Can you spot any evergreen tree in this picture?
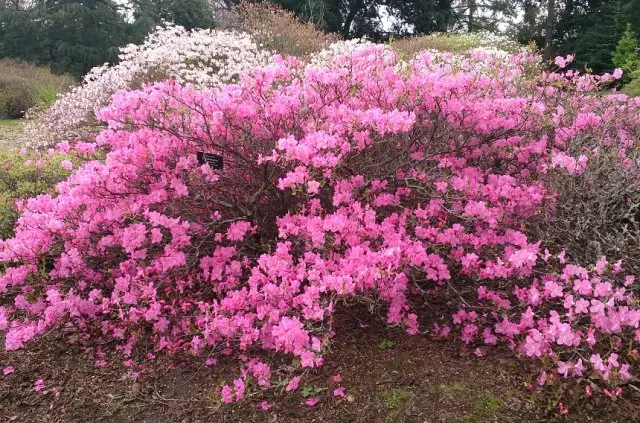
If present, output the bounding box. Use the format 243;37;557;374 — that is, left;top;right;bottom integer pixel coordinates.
0;6;45;63
129;0;215;43
612;23;639;82
42;0;129;77
560;0;628;73
450;0;518;33
386;0;454;35
0;0;129;77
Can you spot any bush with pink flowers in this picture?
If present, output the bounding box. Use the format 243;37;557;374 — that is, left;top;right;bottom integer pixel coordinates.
1;45;639;405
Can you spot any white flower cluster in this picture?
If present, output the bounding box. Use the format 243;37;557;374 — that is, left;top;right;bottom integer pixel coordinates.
308;39;375;67
26;26;271;147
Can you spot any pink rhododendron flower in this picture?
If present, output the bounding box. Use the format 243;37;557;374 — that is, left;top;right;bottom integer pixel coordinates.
3;366;14;375
33;379;45;392
221;385;233;403
333;387;346;397
306;397;320;406
260;401;271;410
286;376;301;392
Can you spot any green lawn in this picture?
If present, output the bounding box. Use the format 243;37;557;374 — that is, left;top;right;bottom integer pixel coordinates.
0;119;24;127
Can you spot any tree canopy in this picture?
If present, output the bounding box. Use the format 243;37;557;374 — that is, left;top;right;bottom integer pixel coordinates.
1;0;640;77
0;0;216;77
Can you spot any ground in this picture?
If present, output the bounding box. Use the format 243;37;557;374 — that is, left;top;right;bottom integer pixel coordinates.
0;119;28;150
1;307;638;423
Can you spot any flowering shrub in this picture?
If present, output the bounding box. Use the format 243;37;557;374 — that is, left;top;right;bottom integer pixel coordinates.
24;26;271;147
2;46;639;405
226;0;339;59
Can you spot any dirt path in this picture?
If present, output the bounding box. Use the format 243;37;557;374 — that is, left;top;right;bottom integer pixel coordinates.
1;308;637;423
0;121;29;150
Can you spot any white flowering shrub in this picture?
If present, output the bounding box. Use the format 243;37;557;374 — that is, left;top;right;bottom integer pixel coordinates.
309;39;374;67
25;26;271;147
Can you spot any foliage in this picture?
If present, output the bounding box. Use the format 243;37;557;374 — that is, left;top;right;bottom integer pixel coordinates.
448;0;519;33
228;0;339;58
623;69;640;95
0;0;129;78
0;149;73;239
128;0;215;43
559;1;629;73
220;0;461;40
24;26;271;147
0;59;74;119
389;32;525;57
513;0;640;73
612;23;639;84
0;0;219;77
2;45;639;408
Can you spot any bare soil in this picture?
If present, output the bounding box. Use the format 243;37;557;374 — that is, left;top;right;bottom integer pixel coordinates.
1;307;638;423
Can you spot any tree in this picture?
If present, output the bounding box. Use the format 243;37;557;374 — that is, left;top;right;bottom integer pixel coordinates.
129;0;215;43
0;0;129;77
42;0;129;77
450;0;519;33
386;0;453;35
543;0;555;60
0;6;45;63
559;0;630;73
612;23;639;82
220;0;456;40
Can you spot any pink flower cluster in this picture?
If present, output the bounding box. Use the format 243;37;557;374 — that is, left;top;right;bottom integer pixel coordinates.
1;48;640;402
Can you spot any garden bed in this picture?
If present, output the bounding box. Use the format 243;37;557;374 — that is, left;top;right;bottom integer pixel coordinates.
1;308;637;423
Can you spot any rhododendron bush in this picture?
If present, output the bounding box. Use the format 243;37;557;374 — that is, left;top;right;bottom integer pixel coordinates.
2;46;640;403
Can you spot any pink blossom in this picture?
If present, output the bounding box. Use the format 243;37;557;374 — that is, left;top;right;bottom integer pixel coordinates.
233;378;245;401
286;376;301;392
221;385;233;403
306;396;320;406
554;56;567;68
33;379;46;392
260;401;271;410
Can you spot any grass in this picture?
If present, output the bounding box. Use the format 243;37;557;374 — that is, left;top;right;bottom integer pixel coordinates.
383;387;414;409
383;387;415;423
0;119;23;127
466;392;503;423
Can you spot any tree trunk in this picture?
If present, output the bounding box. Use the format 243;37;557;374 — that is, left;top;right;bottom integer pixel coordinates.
544;0;556;61
468;0;476;32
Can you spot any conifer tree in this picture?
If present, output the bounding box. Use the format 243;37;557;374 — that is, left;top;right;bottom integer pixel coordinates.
612;23;639;82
